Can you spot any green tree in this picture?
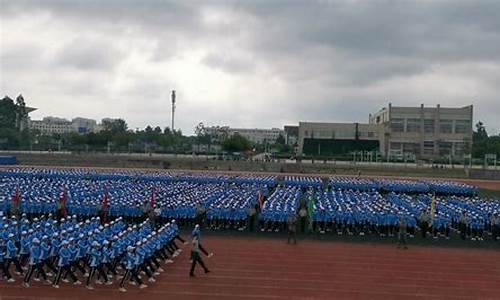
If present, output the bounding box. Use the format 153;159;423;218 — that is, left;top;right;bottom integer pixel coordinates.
222;133;252;152
276;134;286;145
0;96;17;129
102;118;128;134
473;121;488;143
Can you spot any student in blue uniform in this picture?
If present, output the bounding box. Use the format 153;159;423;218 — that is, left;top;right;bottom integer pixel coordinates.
19;231;30;266
171;220;188;245
37;235;57;278
86;241;101;289
5;233;24;277
52;240;80;288
1;236;15;282
23;238;49;287
101;240;117;278
119;246;146;292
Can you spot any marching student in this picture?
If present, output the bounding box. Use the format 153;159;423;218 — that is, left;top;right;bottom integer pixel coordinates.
135;240;156;283
52;240;81;288
23;238;50;287
171;220;188;245
101;240;118;278
5;233;24;277
118;246;147;292
86;241;111;289
19;230;30;267
189;236;210;277
37;235;58;278
0;237;15;282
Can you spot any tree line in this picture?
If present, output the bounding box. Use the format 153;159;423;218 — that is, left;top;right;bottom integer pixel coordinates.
1;95;498;157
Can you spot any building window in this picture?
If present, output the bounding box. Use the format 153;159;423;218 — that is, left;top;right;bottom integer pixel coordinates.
424;119;435;133
438;141;453;156
406;118;421;133
439;120;453;134
402;142;419;154
454;142;465;156
391;118;404;132
423;141;434;155
390;142;402;150
455;120;470;134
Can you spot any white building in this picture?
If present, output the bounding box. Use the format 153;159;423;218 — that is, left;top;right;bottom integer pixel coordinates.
205;126;284;144
72;117;100;134
30;117;73;135
369;103;473;158
30;116;102;135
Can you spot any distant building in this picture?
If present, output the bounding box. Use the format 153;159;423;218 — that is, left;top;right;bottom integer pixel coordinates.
295;103;473;159
297;122;380;156
30;116;102;135
72;117;99;134
205;126;284;145
30;117;73;135
369;103;473;159
284;125;299;146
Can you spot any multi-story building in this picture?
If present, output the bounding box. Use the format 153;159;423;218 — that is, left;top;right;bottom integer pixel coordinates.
30;116;103;135
72;117;100;134
205;126;284;145
369;103;473;158
296;122;381;156
284;125;299;146
294;103;473;159
30;117;73;135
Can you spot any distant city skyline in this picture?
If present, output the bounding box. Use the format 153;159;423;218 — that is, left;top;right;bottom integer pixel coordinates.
2;1;499;136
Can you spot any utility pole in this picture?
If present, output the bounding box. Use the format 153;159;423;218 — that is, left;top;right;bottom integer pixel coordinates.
171;90;176;131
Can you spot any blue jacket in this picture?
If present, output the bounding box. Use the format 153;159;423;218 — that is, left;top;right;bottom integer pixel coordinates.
5;240;18;258
29;245;41;265
89;248;100;267
58;247;71;266
125;252;135;270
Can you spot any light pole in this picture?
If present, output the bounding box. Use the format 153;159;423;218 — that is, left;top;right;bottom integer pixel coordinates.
171;90;176;131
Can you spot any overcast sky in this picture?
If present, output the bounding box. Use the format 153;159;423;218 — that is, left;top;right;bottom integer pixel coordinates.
1;0;499;135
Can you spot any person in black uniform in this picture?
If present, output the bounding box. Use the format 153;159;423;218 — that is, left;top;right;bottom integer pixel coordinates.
189;236;210;277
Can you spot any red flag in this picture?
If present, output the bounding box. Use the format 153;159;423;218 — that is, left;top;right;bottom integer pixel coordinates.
150;188;155;209
59;188;68;217
258;191;264;210
11;185;21;207
102;185;110;210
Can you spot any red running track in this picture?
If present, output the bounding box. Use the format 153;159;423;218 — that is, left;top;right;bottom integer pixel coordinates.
1;236;499;300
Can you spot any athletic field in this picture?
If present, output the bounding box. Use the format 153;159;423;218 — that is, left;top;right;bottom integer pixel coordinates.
1;235;499;300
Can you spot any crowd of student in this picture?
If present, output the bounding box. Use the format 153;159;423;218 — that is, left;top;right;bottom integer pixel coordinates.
205;184;264;230
302;189;500;241
283;176;323;188
308;190;417;236
0;213;188;291
330;177;477;195
1;168;497;243
259;187;301;231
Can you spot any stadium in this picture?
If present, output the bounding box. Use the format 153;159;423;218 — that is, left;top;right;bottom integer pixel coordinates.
0;165;499;299
3;1;500;299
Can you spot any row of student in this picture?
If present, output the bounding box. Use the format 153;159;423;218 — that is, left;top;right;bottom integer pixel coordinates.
0;214;188;292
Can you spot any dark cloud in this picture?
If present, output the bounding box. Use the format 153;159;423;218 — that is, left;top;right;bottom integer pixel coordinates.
1;0;500;135
201;52;255;74
54;37;124;71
